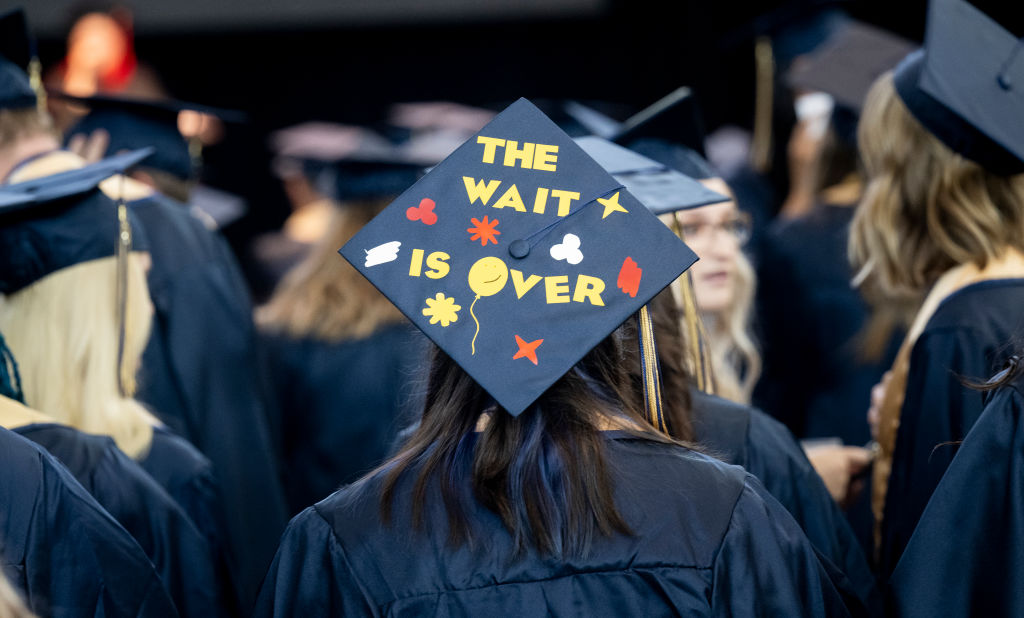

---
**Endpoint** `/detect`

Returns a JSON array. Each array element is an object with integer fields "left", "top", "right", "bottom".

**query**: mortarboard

[
  {"left": 0, "top": 148, "right": 153, "bottom": 294},
  {"left": 272, "top": 122, "right": 451, "bottom": 203},
  {"left": 576, "top": 136, "right": 726, "bottom": 394},
  {"left": 53, "top": 91, "right": 245, "bottom": 181},
  {"left": 338, "top": 98, "right": 698, "bottom": 419},
  {"left": 612, "top": 87, "right": 708, "bottom": 157},
  {"left": 574, "top": 136, "right": 727, "bottom": 214},
  {"left": 0, "top": 8, "right": 37, "bottom": 111},
  {"left": 786, "top": 20, "right": 915, "bottom": 114},
  {"left": 0, "top": 147, "right": 154, "bottom": 395},
  {"left": 892, "top": 0, "right": 1024, "bottom": 175}
]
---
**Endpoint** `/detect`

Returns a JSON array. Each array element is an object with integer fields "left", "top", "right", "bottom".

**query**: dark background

[{"left": 8, "top": 0, "right": 931, "bottom": 249}]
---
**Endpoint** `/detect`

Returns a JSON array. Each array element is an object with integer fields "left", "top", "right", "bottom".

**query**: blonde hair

[
  {"left": 850, "top": 73, "right": 1024, "bottom": 299},
  {"left": 0, "top": 255, "right": 158, "bottom": 458},
  {"left": 0, "top": 569, "right": 34, "bottom": 618},
  {"left": 704, "top": 248, "right": 761, "bottom": 404},
  {"left": 257, "top": 200, "right": 404, "bottom": 342},
  {"left": 0, "top": 107, "right": 55, "bottom": 150}
]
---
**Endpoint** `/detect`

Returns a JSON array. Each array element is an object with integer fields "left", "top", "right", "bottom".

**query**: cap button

[{"left": 509, "top": 239, "right": 530, "bottom": 259}]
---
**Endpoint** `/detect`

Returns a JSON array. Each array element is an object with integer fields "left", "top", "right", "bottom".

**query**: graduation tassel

[
  {"left": 28, "top": 57, "right": 46, "bottom": 113},
  {"left": 114, "top": 176, "right": 134, "bottom": 398},
  {"left": 670, "top": 213, "right": 716, "bottom": 395},
  {"left": 637, "top": 305, "right": 668, "bottom": 434},
  {"left": 750, "top": 36, "right": 775, "bottom": 174}
]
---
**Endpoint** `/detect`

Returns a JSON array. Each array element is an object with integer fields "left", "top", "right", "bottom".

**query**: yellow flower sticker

[{"left": 422, "top": 293, "right": 462, "bottom": 327}]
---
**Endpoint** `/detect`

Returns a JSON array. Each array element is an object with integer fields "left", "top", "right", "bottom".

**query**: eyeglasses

[{"left": 672, "top": 211, "right": 752, "bottom": 246}]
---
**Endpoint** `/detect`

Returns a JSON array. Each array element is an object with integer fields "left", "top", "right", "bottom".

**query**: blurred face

[{"left": 666, "top": 178, "right": 749, "bottom": 315}]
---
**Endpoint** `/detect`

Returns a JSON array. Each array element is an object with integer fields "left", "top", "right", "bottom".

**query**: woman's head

[
  {"left": 667, "top": 181, "right": 751, "bottom": 316},
  {"left": 664, "top": 182, "right": 760, "bottom": 403},
  {"left": 257, "top": 199, "right": 405, "bottom": 342},
  {"left": 0, "top": 253, "right": 157, "bottom": 456},
  {"left": 850, "top": 72, "right": 1024, "bottom": 299},
  {"left": 380, "top": 319, "right": 683, "bottom": 558}
]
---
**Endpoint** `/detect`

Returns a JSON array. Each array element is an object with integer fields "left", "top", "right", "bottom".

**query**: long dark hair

[{"left": 378, "top": 321, "right": 682, "bottom": 558}]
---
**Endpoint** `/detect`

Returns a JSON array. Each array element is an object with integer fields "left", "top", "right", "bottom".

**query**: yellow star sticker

[{"left": 597, "top": 191, "right": 628, "bottom": 219}]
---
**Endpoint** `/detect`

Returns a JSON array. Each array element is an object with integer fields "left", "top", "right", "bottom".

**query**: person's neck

[{"left": 0, "top": 134, "right": 62, "bottom": 183}]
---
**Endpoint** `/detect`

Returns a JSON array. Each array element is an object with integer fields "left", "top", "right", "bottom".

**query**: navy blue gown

[
  {"left": 755, "top": 203, "right": 898, "bottom": 444},
  {"left": 254, "top": 432, "right": 852, "bottom": 617},
  {"left": 0, "top": 427, "right": 178, "bottom": 617},
  {"left": 879, "top": 279, "right": 1024, "bottom": 579},
  {"left": 887, "top": 370, "right": 1024, "bottom": 617},
  {"left": 262, "top": 324, "right": 427, "bottom": 514},
  {"left": 690, "top": 389, "right": 879, "bottom": 612},
  {"left": 13, "top": 422, "right": 235, "bottom": 617},
  {"left": 129, "top": 192, "right": 289, "bottom": 605}
]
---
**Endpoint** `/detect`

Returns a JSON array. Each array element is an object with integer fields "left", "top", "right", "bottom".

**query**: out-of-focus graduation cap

[
  {"left": 0, "top": 148, "right": 153, "bottom": 294},
  {"left": 787, "top": 21, "right": 915, "bottom": 114},
  {"left": 894, "top": 0, "right": 1024, "bottom": 174},
  {"left": 272, "top": 122, "right": 445, "bottom": 202},
  {"left": 53, "top": 91, "right": 245, "bottom": 181},
  {"left": 0, "top": 8, "right": 37, "bottom": 111},
  {"left": 575, "top": 136, "right": 727, "bottom": 214},
  {"left": 563, "top": 88, "right": 708, "bottom": 157},
  {"left": 338, "top": 98, "right": 697, "bottom": 419}
]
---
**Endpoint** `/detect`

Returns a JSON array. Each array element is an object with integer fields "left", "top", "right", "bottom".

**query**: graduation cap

[
  {"left": 0, "top": 147, "right": 153, "bottom": 293},
  {"left": 0, "top": 8, "right": 38, "bottom": 111},
  {"left": 574, "top": 136, "right": 726, "bottom": 214},
  {"left": 338, "top": 98, "right": 698, "bottom": 423},
  {"left": 787, "top": 21, "right": 915, "bottom": 114},
  {"left": 893, "top": 0, "right": 1024, "bottom": 174},
  {"left": 272, "top": 122, "right": 443, "bottom": 203},
  {"left": 53, "top": 91, "right": 245, "bottom": 181},
  {"left": 576, "top": 136, "right": 726, "bottom": 393},
  {"left": 0, "top": 147, "right": 154, "bottom": 395}
]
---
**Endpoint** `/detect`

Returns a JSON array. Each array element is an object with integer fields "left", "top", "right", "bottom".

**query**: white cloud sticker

[{"left": 550, "top": 233, "right": 583, "bottom": 265}]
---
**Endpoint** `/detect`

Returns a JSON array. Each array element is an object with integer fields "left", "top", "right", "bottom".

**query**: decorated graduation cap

[
  {"left": 0, "top": 148, "right": 153, "bottom": 395},
  {"left": 53, "top": 91, "right": 244, "bottom": 181},
  {"left": 0, "top": 8, "right": 40, "bottom": 111},
  {"left": 339, "top": 98, "right": 698, "bottom": 422},
  {"left": 893, "top": 0, "right": 1024, "bottom": 175}
]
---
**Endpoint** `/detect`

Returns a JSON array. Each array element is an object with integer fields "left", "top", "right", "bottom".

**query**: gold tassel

[
  {"left": 750, "top": 36, "right": 775, "bottom": 174},
  {"left": 28, "top": 57, "right": 46, "bottom": 113},
  {"left": 637, "top": 305, "right": 667, "bottom": 434},
  {"left": 114, "top": 176, "right": 134, "bottom": 397},
  {"left": 669, "top": 212, "right": 716, "bottom": 395}
]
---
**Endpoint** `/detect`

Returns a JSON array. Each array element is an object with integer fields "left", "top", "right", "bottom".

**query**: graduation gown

[
  {"left": 879, "top": 278, "right": 1024, "bottom": 578},
  {"left": 690, "top": 390, "right": 879, "bottom": 613},
  {"left": 755, "top": 203, "right": 897, "bottom": 443},
  {"left": 129, "top": 193, "right": 289, "bottom": 605},
  {"left": 12, "top": 423, "right": 235, "bottom": 618},
  {"left": 887, "top": 372, "right": 1024, "bottom": 616},
  {"left": 261, "top": 324, "right": 426, "bottom": 513},
  {"left": 0, "top": 427, "right": 178, "bottom": 617},
  {"left": 254, "top": 432, "right": 852, "bottom": 617}
]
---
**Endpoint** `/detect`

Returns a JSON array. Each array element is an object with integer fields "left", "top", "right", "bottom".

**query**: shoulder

[
  {"left": 146, "top": 427, "right": 215, "bottom": 482},
  {"left": 926, "top": 278, "right": 1024, "bottom": 333},
  {"left": 688, "top": 390, "right": 753, "bottom": 466}
]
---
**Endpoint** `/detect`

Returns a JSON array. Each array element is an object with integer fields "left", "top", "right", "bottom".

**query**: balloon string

[{"left": 470, "top": 295, "right": 481, "bottom": 355}]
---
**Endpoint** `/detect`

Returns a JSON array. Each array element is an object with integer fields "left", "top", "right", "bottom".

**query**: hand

[
  {"left": 805, "top": 445, "right": 873, "bottom": 508},
  {"left": 65, "top": 128, "right": 110, "bottom": 163},
  {"left": 867, "top": 371, "right": 893, "bottom": 441}
]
